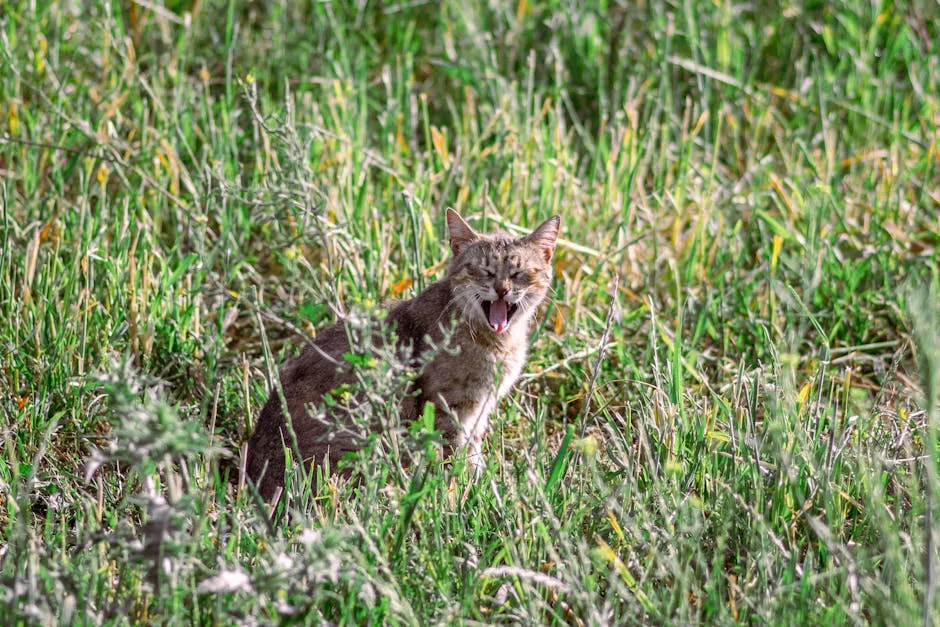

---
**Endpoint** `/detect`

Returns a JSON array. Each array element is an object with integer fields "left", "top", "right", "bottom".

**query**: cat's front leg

[
  {"left": 460, "top": 398, "right": 494, "bottom": 476},
  {"left": 466, "top": 436, "right": 485, "bottom": 477},
  {"left": 450, "top": 422, "right": 485, "bottom": 476}
]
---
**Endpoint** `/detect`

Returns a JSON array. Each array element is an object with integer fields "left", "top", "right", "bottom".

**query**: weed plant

[{"left": 1, "top": 0, "right": 938, "bottom": 623}]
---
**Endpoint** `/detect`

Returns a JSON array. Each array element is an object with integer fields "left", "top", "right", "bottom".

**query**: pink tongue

[{"left": 488, "top": 298, "right": 509, "bottom": 333}]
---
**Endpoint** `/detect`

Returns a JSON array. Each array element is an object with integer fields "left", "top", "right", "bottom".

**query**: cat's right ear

[
  {"left": 446, "top": 208, "right": 479, "bottom": 255},
  {"left": 528, "top": 214, "right": 561, "bottom": 262}
]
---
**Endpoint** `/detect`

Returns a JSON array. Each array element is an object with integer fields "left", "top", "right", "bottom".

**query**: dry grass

[{"left": 1, "top": 0, "right": 938, "bottom": 623}]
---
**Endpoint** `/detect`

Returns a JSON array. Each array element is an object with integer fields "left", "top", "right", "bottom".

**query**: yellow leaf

[
  {"left": 159, "top": 138, "right": 180, "bottom": 196},
  {"left": 590, "top": 542, "right": 617, "bottom": 566},
  {"left": 572, "top": 435, "right": 599, "bottom": 456},
  {"left": 390, "top": 276, "right": 412, "bottom": 297},
  {"left": 767, "top": 172, "right": 794, "bottom": 215},
  {"left": 797, "top": 382, "right": 812, "bottom": 414},
  {"left": 590, "top": 537, "right": 655, "bottom": 612},
  {"left": 771, "top": 234, "right": 783, "bottom": 270},
  {"left": 8, "top": 102, "right": 18, "bottom": 134},
  {"left": 39, "top": 219, "right": 57, "bottom": 244},
  {"left": 705, "top": 430, "right": 730, "bottom": 442},
  {"left": 430, "top": 126, "right": 450, "bottom": 168},
  {"left": 422, "top": 209, "right": 435, "bottom": 240},
  {"left": 691, "top": 110, "right": 709, "bottom": 137},
  {"left": 35, "top": 34, "right": 47, "bottom": 76},
  {"left": 96, "top": 165, "right": 110, "bottom": 185},
  {"left": 284, "top": 245, "right": 302, "bottom": 261},
  {"left": 797, "top": 382, "right": 812, "bottom": 404},
  {"left": 606, "top": 510, "right": 625, "bottom": 543},
  {"left": 395, "top": 113, "right": 408, "bottom": 154},
  {"left": 456, "top": 185, "right": 469, "bottom": 209}
]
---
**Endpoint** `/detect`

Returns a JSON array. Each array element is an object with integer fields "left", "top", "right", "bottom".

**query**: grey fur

[{"left": 245, "top": 209, "right": 560, "bottom": 500}]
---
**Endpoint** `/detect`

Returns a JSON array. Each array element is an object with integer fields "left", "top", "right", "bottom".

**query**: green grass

[{"left": 1, "top": 0, "right": 939, "bottom": 623}]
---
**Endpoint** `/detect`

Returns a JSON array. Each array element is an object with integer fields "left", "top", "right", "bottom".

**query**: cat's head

[{"left": 445, "top": 208, "right": 560, "bottom": 335}]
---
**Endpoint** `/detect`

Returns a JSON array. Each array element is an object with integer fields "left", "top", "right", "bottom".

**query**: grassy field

[{"left": 1, "top": 0, "right": 939, "bottom": 623}]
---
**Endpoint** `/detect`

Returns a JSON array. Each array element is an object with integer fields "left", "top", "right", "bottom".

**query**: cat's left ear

[
  {"left": 446, "top": 208, "right": 480, "bottom": 255},
  {"left": 528, "top": 215, "right": 561, "bottom": 262}
]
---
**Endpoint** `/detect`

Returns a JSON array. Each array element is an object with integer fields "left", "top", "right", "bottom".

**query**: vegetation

[{"left": 1, "top": 0, "right": 938, "bottom": 623}]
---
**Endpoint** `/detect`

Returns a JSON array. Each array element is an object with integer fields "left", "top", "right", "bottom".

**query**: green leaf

[{"left": 545, "top": 424, "right": 574, "bottom": 493}]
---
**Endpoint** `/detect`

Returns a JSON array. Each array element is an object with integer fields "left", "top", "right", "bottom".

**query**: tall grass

[{"left": 1, "top": 0, "right": 938, "bottom": 623}]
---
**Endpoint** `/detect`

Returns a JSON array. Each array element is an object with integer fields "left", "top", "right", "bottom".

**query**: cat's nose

[{"left": 494, "top": 284, "right": 509, "bottom": 298}]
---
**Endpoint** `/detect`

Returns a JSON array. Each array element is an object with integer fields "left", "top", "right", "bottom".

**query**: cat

[{"left": 245, "top": 208, "right": 561, "bottom": 500}]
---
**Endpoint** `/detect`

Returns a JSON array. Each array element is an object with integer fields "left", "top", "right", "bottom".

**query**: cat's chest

[{"left": 420, "top": 330, "right": 527, "bottom": 404}]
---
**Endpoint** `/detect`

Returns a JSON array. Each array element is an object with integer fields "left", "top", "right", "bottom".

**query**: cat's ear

[
  {"left": 446, "top": 208, "right": 480, "bottom": 255},
  {"left": 527, "top": 215, "right": 561, "bottom": 262}
]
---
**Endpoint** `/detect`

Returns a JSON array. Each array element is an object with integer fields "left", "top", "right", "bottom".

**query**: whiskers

[
  {"left": 436, "top": 293, "right": 462, "bottom": 325},
  {"left": 461, "top": 293, "right": 485, "bottom": 341},
  {"left": 442, "top": 288, "right": 484, "bottom": 342},
  {"left": 515, "top": 294, "right": 537, "bottom": 323}
]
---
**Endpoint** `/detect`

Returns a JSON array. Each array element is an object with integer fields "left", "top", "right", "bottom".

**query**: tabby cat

[{"left": 245, "top": 209, "right": 560, "bottom": 500}]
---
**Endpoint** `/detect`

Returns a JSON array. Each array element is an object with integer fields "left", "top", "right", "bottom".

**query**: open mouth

[{"left": 480, "top": 298, "right": 518, "bottom": 334}]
